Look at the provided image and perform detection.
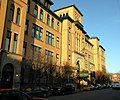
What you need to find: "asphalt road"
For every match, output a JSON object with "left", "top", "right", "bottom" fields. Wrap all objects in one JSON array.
[{"left": 48, "top": 88, "right": 120, "bottom": 100}]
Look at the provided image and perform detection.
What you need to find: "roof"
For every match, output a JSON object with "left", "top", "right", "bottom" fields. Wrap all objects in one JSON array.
[
  {"left": 54, "top": 4, "right": 83, "bottom": 16},
  {"left": 90, "top": 37, "right": 100, "bottom": 41}
]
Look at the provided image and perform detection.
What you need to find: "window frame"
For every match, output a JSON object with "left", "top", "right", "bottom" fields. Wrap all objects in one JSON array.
[{"left": 16, "top": 8, "right": 21, "bottom": 25}]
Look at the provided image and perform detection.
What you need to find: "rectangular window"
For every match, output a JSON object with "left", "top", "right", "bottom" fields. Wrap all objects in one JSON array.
[
  {"left": 45, "top": 50, "right": 48, "bottom": 62},
  {"left": 51, "top": 18, "right": 54, "bottom": 28},
  {"left": 22, "top": 41, "right": 27, "bottom": 57},
  {"left": 46, "top": 31, "right": 54, "bottom": 45},
  {"left": 32, "top": 23, "right": 43, "bottom": 40},
  {"left": 9, "top": 4, "right": 14, "bottom": 21},
  {"left": 12, "top": 33, "right": 18, "bottom": 53},
  {"left": 39, "top": 27, "right": 43, "bottom": 40},
  {"left": 35, "top": 26, "right": 39, "bottom": 39},
  {"left": 52, "top": 35, "right": 54, "bottom": 45},
  {"left": 34, "top": 5, "right": 38, "bottom": 18},
  {"left": 40, "top": 9, "right": 43, "bottom": 21},
  {"left": 25, "top": 19, "right": 29, "bottom": 35},
  {"left": 57, "top": 22, "right": 60, "bottom": 32},
  {"left": 16, "top": 8, "right": 20, "bottom": 25},
  {"left": 46, "top": 31, "right": 49, "bottom": 43},
  {"left": 56, "top": 37, "right": 60, "bottom": 48},
  {"left": 5, "top": 30, "right": 11, "bottom": 51},
  {"left": 32, "top": 23, "right": 36, "bottom": 37},
  {"left": 47, "top": 14, "right": 50, "bottom": 26},
  {"left": 56, "top": 54, "right": 59, "bottom": 65},
  {"left": 45, "top": 49, "right": 53, "bottom": 63},
  {"left": 31, "top": 44, "right": 41, "bottom": 61}
]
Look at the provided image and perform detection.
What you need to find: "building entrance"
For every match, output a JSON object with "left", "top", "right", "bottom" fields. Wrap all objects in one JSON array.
[{"left": 1, "top": 64, "right": 14, "bottom": 88}]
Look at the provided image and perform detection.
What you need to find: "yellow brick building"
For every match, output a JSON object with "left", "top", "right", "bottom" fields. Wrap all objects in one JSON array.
[{"left": 0, "top": 0, "right": 106, "bottom": 89}]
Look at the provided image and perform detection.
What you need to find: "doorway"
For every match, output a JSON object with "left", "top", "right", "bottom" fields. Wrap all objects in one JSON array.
[{"left": 1, "top": 63, "right": 14, "bottom": 88}]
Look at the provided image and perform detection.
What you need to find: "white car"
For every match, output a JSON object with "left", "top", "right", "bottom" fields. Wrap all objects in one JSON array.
[{"left": 112, "top": 81, "right": 120, "bottom": 89}]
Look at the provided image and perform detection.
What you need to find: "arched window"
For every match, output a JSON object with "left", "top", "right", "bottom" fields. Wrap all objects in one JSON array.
[
  {"left": 34, "top": 5, "right": 38, "bottom": 18},
  {"left": 40, "top": 9, "right": 43, "bottom": 21},
  {"left": 16, "top": 8, "right": 21, "bottom": 25},
  {"left": 9, "top": 4, "right": 14, "bottom": 21}
]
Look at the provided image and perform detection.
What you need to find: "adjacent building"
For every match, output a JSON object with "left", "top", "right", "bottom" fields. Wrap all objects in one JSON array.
[{"left": 0, "top": 0, "right": 106, "bottom": 89}]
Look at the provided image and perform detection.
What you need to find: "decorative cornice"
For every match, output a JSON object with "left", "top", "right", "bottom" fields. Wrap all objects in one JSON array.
[
  {"left": 99, "top": 45, "right": 105, "bottom": 51},
  {"left": 74, "top": 20, "right": 86, "bottom": 34},
  {"left": 85, "top": 38, "right": 93, "bottom": 46},
  {"left": 90, "top": 37, "right": 100, "bottom": 41},
  {"left": 61, "top": 15, "right": 74, "bottom": 22}
]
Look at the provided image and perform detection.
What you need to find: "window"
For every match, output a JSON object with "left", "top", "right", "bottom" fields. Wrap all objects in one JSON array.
[
  {"left": 31, "top": 44, "right": 41, "bottom": 61},
  {"left": 5, "top": 30, "right": 11, "bottom": 51},
  {"left": 16, "top": 8, "right": 21, "bottom": 25},
  {"left": 68, "top": 27, "right": 71, "bottom": 50},
  {"left": 31, "top": 44, "right": 41, "bottom": 53},
  {"left": 34, "top": 5, "right": 38, "bottom": 18},
  {"left": 22, "top": 41, "right": 27, "bottom": 57},
  {"left": 45, "top": 49, "right": 53, "bottom": 63},
  {"left": 32, "top": 23, "right": 36, "bottom": 37},
  {"left": 32, "top": 23, "right": 43, "bottom": 40},
  {"left": 57, "top": 22, "right": 60, "bottom": 32},
  {"left": 56, "top": 54, "right": 59, "bottom": 65},
  {"left": 27, "top": 0, "right": 30, "bottom": 13},
  {"left": 56, "top": 37, "right": 60, "bottom": 48},
  {"left": 40, "top": 9, "right": 43, "bottom": 21},
  {"left": 46, "top": 31, "right": 54, "bottom": 45},
  {"left": 25, "top": 19, "right": 29, "bottom": 35},
  {"left": 68, "top": 27, "right": 71, "bottom": 41},
  {"left": 9, "top": 4, "right": 14, "bottom": 21},
  {"left": 51, "top": 18, "right": 54, "bottom": 28},
  {"left": 47, "top": 14, "right": 50, "bottom": 26},
  {"left": 12, "top": 33, "right": 18, "bottom": 53}
]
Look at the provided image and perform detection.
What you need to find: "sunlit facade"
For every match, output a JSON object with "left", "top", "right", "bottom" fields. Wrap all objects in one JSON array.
[{"left": 0, "top": 0, "right": 106, "bottom": 89}]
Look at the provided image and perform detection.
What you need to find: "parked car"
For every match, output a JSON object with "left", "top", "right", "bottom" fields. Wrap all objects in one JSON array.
[
  {"left": 51, "top": 86, "right": 65, "bottom": 95},
  {"left": 112, "top": 81, "right": 120, "bottom": 89},
  {"left": 64, "top": 83, "right": 75, "bottom": 93},
  {"left": 26, "top": 87, "right": 49, "bottom": 98},
  {"left": 51, "top": 83, "right": 75, "bottom": 95},
  {"left": 0, "top": 89, "right": 47, "bottom": 100},
  {"left": 94, "top": 84, "right": 102, "bottom": 89}
]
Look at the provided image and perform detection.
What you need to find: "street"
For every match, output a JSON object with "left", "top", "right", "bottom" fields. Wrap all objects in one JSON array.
[{"left": 48, "top": 88, "right": 120, "bottom": 100}]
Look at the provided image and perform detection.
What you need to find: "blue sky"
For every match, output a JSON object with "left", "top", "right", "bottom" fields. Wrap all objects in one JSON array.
[{"left": 51, "top": 0, "right": 120, "bottom": 73}]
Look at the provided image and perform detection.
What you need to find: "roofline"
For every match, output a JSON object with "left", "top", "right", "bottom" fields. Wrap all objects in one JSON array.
[
  {"left": 85, "top": 38, "right": 93, "bottom": 46},
  {"left": 99, "top": 45, "right": 105, "bottom": 51},
  {"left": 90, "top": 37, "right": 100, "bottom": 41},
  {"left": 54, "top": 4, "right": 83, "bottom": 16}
]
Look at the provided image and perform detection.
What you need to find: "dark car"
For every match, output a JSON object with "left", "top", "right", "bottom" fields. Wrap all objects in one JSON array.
[
  {"left": 26, "top": 87, "right": 48, "bottom": 98},
  {"left": 64, "top": 83, "right": 75, "bottom": 93},
  {"left": 51, "top": 83, "right": 75, "bottom": 95},
  {"left": 0, "top": 89, "right": 47, "bottom": 100},
  {"left": 51, "top": 86, "right": 65, "bottom": 95}
]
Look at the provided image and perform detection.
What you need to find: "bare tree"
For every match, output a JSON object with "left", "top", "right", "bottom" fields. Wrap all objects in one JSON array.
[
  {"left": 95, "top": 70, "right": 109, "bottom": 84},
  {"left": 61, "top": 62, "right": 74, "bottom": 84}
]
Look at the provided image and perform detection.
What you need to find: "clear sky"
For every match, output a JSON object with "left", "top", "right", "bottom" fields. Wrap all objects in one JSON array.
[{"left": 51, "top": 0, "right": 120, "bottom": 73}]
